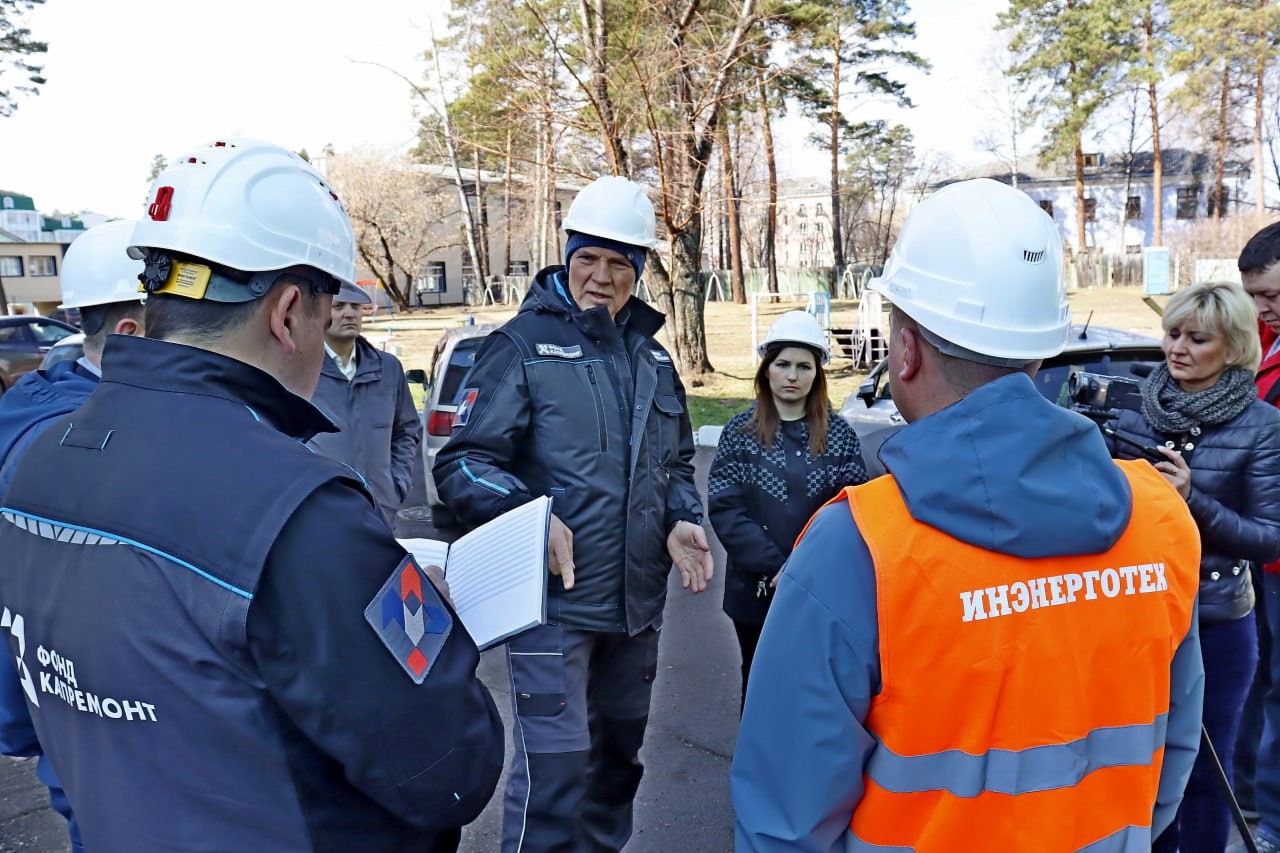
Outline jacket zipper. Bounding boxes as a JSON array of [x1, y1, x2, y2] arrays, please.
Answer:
[[585, 364, 608, 452]]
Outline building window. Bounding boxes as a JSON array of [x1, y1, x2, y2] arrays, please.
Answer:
[[816, 202, 824, 216], [798, 221, 806, 234], [1083, 153, 1102, 168], [0, 256, 21, 276], [1177, 187, 1198, 220], [461, 260, 478, 287], [554, 201, 563, 227], [1125, 196, 1141, 220], [2, 197, 12, 210], [816, 221, 824, 235], [797, 204, 806, 216], [61, 216, 72, 228], [1039, 200, 1054, 218], [1083, 198, 1097, 222], [28, 256, 56, 276], [417, 261, 445, 293]]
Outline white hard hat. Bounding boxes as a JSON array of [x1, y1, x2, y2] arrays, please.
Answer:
[[58, 220, 145, 309], [868, 178, 1070, 363], [128, 138, 369, 304], [759, 310, 830, 365], [561, 175, 660, 249]]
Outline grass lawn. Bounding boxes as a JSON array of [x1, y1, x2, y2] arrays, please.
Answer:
[[375, 286, 1167, 431]]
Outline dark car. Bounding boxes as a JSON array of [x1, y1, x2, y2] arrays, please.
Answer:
[[841, 324, 1164, 476], [405, 324, 498, 525], [0, 316, 80, 397]]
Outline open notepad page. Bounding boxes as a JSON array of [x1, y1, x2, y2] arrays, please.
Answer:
[[437, 495, 552, 651]]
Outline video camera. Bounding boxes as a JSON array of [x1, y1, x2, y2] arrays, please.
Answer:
[[1067, 371, 1144, 415], [1067, 368, 1166, 463]]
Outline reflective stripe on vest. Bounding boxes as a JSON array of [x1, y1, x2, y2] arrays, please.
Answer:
[[835, 460, 1199, 852]]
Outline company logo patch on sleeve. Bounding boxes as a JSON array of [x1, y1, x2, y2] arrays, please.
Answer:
[[454, 388, 480, 427], [649, 349, 672, 363], [364, 555, 453, 684], [535, 343, 584, 359]]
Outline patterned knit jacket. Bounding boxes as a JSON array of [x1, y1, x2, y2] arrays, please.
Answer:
[[708, 403, 867, 624]]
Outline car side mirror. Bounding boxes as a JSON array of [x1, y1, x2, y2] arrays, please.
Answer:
[[857, 377, 878, 407], [405, 369, 428, 387]]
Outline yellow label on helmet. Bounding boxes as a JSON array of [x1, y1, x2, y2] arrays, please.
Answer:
[[153, 262, 212, 300]]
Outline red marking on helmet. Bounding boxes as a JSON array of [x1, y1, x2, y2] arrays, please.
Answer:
[[213, 141, 227, 147], [148, 186, 174, 221]]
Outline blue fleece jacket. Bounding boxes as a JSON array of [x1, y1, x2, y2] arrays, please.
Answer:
[[730, 372, 1205, 852], [0, 358, 97, 850], [0, 360, 99, 493]]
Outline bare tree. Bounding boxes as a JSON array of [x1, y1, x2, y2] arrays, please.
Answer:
[[326, 151, 461, 310]]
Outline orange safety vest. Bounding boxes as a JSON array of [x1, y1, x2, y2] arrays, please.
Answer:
[[832, 459, 1200, 852]]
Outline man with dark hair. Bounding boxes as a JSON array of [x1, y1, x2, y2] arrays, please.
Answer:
[[0, 219, 146, 852], [1235, 221, 1280, 850], [0, 138, 503, 851], [309, 298, 421, 527]]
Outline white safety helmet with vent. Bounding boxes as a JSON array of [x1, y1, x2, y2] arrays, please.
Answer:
[[867, 178, 1069, 363], [759, 310, 831, 365], [561, 175, 660, 249], [58, 220, 145, 309], [128, 138, 368, 304]]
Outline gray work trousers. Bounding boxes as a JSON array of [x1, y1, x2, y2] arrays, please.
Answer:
[[502, 623, 660, 853]]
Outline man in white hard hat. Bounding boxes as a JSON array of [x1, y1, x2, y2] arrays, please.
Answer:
[[0, 219, 147, 851], [435, 174, 711, 852], [731, 178, 1204, 851], [0, 139, 503, 851]]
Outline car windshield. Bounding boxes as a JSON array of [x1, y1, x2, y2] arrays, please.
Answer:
[[28, 322, 75, 344], [437, 341, 481, 406]]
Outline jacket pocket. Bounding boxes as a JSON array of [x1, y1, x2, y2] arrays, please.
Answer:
[[652, 392, 685, 465], [585, 364, 609, 453]]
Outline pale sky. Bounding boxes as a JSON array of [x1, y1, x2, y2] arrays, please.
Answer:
[[0, 0, 1007, 220]]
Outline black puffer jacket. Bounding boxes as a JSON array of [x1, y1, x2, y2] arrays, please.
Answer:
[[1110, 398, 1280, 622], [433, 266, 702, 635]]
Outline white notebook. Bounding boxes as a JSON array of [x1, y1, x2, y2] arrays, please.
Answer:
[[397, 496, 551, 651]]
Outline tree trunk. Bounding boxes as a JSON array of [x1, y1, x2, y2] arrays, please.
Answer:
[[1215, 60, 1230, 224], [473, 144, 490, 281], [1257, 64, 1266, 214], [1145, 13, 1163, 246], [667, 231, 713, 376], [503, 130, 513, 279], [759, 71, 779, 298], [1072, 81, 1087, 254], [720, 121, 746, 304], [427, 31, 486, 301], [580, 0, 630, 175], [828, 5, 845, 275]]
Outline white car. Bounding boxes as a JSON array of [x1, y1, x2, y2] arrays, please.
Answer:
[[406, 324, 498, 526]]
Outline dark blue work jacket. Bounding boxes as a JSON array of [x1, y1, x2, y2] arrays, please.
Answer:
[[434, 266, 703, 634], [0, 335, 502, 852]]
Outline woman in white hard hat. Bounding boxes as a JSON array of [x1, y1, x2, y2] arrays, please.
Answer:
[[708, 310, 867, 710], [1105, 280, 1280, 853]]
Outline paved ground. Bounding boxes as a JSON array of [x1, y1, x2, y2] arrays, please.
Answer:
[[0, 446, 741, 851]]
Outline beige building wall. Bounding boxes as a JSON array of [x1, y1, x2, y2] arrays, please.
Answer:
[[0, 242, 65, 312]]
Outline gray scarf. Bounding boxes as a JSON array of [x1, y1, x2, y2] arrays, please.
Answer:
[[1140, 363, 1257, 433]]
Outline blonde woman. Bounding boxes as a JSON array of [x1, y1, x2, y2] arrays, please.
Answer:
[[1107, 280, 1280, 853]]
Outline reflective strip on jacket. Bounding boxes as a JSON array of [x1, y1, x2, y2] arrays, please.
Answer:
[[835, 460, 1200, 851]]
